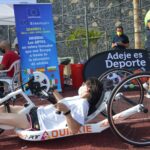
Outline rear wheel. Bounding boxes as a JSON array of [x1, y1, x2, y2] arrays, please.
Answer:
[[98, 68, 133, 89], [98, 68, 133, 117], [108, 72, 150, 146]]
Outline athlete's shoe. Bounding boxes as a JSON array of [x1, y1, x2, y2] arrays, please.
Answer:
[[142, 83, 150, 98], [146, 90, 150, 98], [143, 82, 149, 90]]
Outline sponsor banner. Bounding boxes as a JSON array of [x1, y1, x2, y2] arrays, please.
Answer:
[[14, 4, 61, 91], [83, 49, 150, 80], [17, 125, 93, 141]]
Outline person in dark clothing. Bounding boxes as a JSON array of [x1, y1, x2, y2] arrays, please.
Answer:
[[145, 19, 150, 53], [143, 19, 150, 98], [111, 25, 129, 49]]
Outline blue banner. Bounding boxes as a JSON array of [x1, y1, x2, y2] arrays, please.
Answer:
[[14, 4, 61, 91]]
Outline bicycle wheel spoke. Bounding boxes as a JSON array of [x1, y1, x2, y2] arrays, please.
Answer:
[[98, 68, 133, 117]]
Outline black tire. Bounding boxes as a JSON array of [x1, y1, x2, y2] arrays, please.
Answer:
[[108, 72, 150, 146], [98, 68, 133, 117]]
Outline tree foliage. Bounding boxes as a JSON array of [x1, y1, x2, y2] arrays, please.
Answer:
[[66, 27, 102, 47]]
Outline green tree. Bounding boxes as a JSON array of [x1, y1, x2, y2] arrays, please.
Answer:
[[66, 27, 102, 47]]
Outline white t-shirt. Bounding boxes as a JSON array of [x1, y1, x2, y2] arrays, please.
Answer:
[[37, 96, 89, 130]]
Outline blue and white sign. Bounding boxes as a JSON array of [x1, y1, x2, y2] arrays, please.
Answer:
[[84, 49, 150, 80], [14, 4, 62, 91]]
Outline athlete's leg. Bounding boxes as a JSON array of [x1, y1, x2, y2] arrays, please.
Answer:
[[0, 105, 6, 113], [10, 105, 24, 113], [0, 113, 30, 129], [0, 105, 24, 113], [0, 105, 29, 129]]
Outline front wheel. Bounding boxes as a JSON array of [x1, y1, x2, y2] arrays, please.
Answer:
[[108, 72, 150, 146]]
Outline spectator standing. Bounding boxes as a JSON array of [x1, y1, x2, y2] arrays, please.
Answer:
[[111, 25, 129, 49], [145, 19, 150, 54], [143, 19, 150, 98]]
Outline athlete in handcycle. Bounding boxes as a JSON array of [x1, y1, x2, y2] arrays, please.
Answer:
[[0, 76, 103, 134], [0, 70, 149, 147]]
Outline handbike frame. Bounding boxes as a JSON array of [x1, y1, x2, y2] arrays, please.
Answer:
[[0, 88, 143, 141]]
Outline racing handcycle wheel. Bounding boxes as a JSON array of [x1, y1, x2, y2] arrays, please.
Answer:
[[98, 68, 133, 117], [107, 72, 150, 146]]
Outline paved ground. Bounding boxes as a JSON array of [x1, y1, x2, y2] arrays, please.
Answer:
[[0, 129, 149, 150], [0, 86, 150, 150]]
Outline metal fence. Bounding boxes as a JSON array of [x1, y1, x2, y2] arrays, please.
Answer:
[[1, 0, 150, 63], [51, 0, 150, 63]]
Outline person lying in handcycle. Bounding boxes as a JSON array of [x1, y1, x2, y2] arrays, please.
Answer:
[[0, 77, 103, 134]]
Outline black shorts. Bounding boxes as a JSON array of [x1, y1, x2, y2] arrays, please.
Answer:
[[26, 107, 40, 130]]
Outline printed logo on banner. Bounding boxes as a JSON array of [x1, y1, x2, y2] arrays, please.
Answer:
[[14, 4, 62, 91], [83, 49, 150, 80], [28, 8, 40, 18], [105, 52, 146, 69]]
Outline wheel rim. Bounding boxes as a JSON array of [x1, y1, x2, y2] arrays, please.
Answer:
[[108, 72, 150, 146], [12, 71, 50, 92], [98, 69, 133, 117]]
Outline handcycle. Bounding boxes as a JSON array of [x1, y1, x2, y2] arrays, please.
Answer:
[[0, 69, 149, 146]]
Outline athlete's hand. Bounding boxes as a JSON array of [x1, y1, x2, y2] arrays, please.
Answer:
[[55, 103, 69, 113]]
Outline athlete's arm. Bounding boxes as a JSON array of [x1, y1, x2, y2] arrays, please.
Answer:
[[52, 90, 64, 102], [55, 103, 81, 134]]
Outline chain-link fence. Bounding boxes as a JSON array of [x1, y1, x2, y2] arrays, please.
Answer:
[[0, 0, 150, 63], [51, 0, 150, 63]]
